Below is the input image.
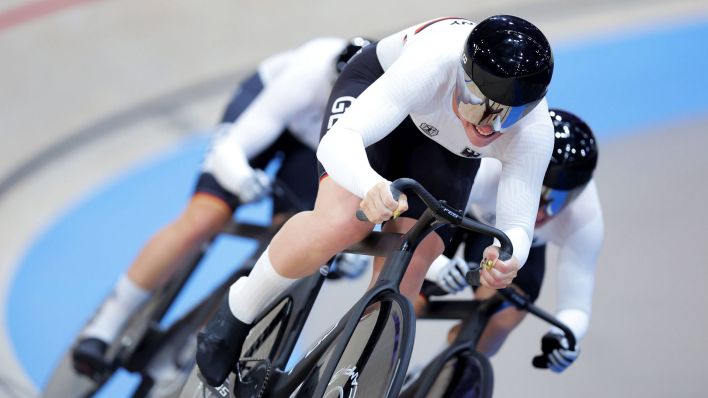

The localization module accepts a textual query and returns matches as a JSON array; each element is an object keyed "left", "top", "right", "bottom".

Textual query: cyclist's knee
[
  {"left": 178, "top": 201, "right": 231, "bottom": 242},
  {"left": 488, "top": 307, "right": 526, "bottom": 334}
]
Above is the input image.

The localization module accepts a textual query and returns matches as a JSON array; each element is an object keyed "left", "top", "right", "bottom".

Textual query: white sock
[
  {"left": 229, "top": 246, "right": 298, "bottom": 324},
  {"left": 83, "top": 275, "right": 151, "bottom": 342}
]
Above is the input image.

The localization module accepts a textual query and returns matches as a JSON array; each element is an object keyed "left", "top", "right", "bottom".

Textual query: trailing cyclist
[
  {"left": 72, "top": 37, "right": 373, "bottom": 374},
  {"left": 196, "top": 15, "right": 558, "bottom": 387},
  {"left": 423, "top": 109, "right": 603, "bottom": 373}
]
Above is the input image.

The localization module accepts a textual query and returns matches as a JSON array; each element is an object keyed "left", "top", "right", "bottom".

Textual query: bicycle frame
[
  {"left": 403, "top": 287, "right": 577, "bottom": 398},
  {"left": 403, "top": 296, "right": 503, "bottom": 398},
  {"left": 260, "top": 183, "right": 510, "bottom": 397}
]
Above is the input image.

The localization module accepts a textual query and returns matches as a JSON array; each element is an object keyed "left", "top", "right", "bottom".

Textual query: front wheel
[
  {"left": 315, "top": 293, "right": 415, "bottom": 398},
  {"left": 401, "top": 349, "right": 493, "bottom": 398}
]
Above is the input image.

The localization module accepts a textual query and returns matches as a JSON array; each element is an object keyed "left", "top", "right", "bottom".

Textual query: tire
[
  {"left": 413, "top": 350, "right": 493, "bottom": 398},
  {"left": 41, "top": 351, "right": 106, "bottom": 398},
  {"left": 313, "top": 294, "right": 413, "bottom": 398}
]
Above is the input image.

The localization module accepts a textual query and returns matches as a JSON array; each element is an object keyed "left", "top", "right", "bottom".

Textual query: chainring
[{"left": 233, "top": 358, "right": 272, "bottom": 398}]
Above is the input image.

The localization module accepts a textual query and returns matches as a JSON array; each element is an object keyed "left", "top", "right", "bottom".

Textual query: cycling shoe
[
  {"left": 72, "top": 337, "right": 110, "bottom": 378},
  {"left": 196, "top": 297, "right": 251, "bottom": 387}
]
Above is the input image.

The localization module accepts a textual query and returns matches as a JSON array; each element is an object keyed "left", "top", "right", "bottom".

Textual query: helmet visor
[
  {"left": 538, "top": 185, "right": 585, "bottom": 218},
  {"left": 457, "top": 69, "right": 541, "bottom": 131}
]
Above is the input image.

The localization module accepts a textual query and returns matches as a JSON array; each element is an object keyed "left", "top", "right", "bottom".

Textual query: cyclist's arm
[
  {"left": 465, "top": 158, "right": 502, "bottom": 222},
  {"left": 317, "top": 43, "right": 443, "bottom": 198},
  {"left": 214, "top": 40, "right": 336, "bottom": 171},
  {"left": 549, "top": 181, "right": 604, "bottom": 341},
  {"left": 493, "top": 100, "right": 554, "bottom": 266}
]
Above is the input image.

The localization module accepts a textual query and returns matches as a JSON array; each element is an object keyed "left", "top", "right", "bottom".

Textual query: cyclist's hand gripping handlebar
[
  {"left": 497, "top": 287, "right": 577, "bottom": 351},
  {"left": 355, "top": 186, "right": 404, "bottom": 222},
  {"left": 497, "top": 287, "right": 578, "bottom": 371},
  {"left": 354, "top": 178, "right": 513, "bottom": 288}
]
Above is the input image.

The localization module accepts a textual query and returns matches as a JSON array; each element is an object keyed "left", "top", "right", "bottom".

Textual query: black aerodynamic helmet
[
  {"left": 336, "top": 37, "right": 373, "bottom": 73},
  {"left": 544, "top": 109, "right": 598, "bottom": 190},
  {"left": 458, "top": 15, "right": 554, "bottom": 129},
  {"left": 538, "top": 109, "right": 598, "bottom": 218}
]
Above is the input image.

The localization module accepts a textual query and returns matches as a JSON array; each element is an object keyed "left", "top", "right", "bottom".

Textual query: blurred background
[{"left": 2, "top": 0, "right": 708, "bottom": 397}]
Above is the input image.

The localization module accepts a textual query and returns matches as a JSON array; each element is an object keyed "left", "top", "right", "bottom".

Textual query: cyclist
[
  {"left": 72, "top": 37, "right": 373, "bottom": 373},
  {"left": 424, "top": 109, "right": 603, "bottom": 373},
  {"left": 197, "top": 15, "right": 558, "bottom": 387}
]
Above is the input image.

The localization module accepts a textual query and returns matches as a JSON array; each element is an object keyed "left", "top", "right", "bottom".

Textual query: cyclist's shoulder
[
  {"left": 543, "top": 180, "right": 603, "bottom": 242},
  {"left": 259, "top": 37, "right": 344, "bottom": 85},
  {"left": 378, "top": 17, "right": 469, "bottom": 70},
  {"left": 492, "top": 99, "right": 554, "bottom": 162}
]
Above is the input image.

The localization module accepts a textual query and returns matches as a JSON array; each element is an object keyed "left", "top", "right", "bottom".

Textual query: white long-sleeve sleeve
[
  {"left": 317, "top": 38, "right": 443, "bottom": 198},
  {"left": 493, "top": 100, "right": 554, "bottom": 266},
  {"left": 203, "top": 38, "right": 342, "bottom": 194},
  {"left": 544, "top": 181, "right": 604, "bottom": 341}
]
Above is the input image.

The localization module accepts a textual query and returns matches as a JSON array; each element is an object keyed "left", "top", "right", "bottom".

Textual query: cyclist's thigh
[
  {"left": 269, "top": 177, "right": 372, "bottom": 268},
  {"left": 193, "top": 172, "right": 241, "bottom": 211},
  {"left": 183, "top": 193, "right": 234, "bottom": 231}
]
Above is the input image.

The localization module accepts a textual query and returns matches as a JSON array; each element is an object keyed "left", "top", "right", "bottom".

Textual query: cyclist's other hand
[
  {"left": 360, "top": 181, "right": 408, "bottom": 224},
  {"left": 425, "top": 255, "right": 470, "bottom": 293},
  {"left": 532, "top": 332, "right": 580, "bottom": 373},
  {"left": 479, "top": 245, "right": 519, "bottom": 289},
  {"left": 236, "top": 168, "right": 271, "bottom": 203}
]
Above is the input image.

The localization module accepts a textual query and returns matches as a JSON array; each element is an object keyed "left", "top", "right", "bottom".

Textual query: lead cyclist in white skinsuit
[
  {"left": 424, "top": 109, "right": 603, "bottom": 373},
  {"left": 195, "top": 15, "right": 559, "bottom": 387},
  {"left": 72, "top": 37, "right": 373, "bottom": 374}
]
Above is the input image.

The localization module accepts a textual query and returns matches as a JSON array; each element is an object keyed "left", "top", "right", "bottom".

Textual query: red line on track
[{"left": 0, "top": 0, "right": 98, "bottom": 32}]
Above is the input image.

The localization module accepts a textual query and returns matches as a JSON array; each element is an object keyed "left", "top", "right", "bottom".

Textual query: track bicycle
[
  {"left": 42, "top": 180, "right": 307, "bottom": 398},
  {"left": 177, "top": 177, "right": 514, "bottom": 398},
  {"left": 400, "top": 284, "right": 577, "bottom": 398}
]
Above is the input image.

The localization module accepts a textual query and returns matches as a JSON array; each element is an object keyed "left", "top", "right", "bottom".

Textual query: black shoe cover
[
  {"left": 196, "top": 296, "right": 251, "bottom": 387},
  {"left": 72, "top": 337, "right": 109, "bottom": 377}
]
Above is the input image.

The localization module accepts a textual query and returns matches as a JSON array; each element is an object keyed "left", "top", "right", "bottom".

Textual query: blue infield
[{"left": 7, "top": 19, "right": 708, "bottom": 397}]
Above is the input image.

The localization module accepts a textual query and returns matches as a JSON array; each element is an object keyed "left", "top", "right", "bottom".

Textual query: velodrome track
[{"left": 1, "top": 1, "right": 708, "bottom": 397}]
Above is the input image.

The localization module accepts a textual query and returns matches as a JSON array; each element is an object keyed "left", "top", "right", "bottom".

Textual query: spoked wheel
[
  {"left": 303, "top": 293, "right": 413, "bottom": 398},
  {"left": 403, "top": 350, "right": 493, "bottom": 398}
]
